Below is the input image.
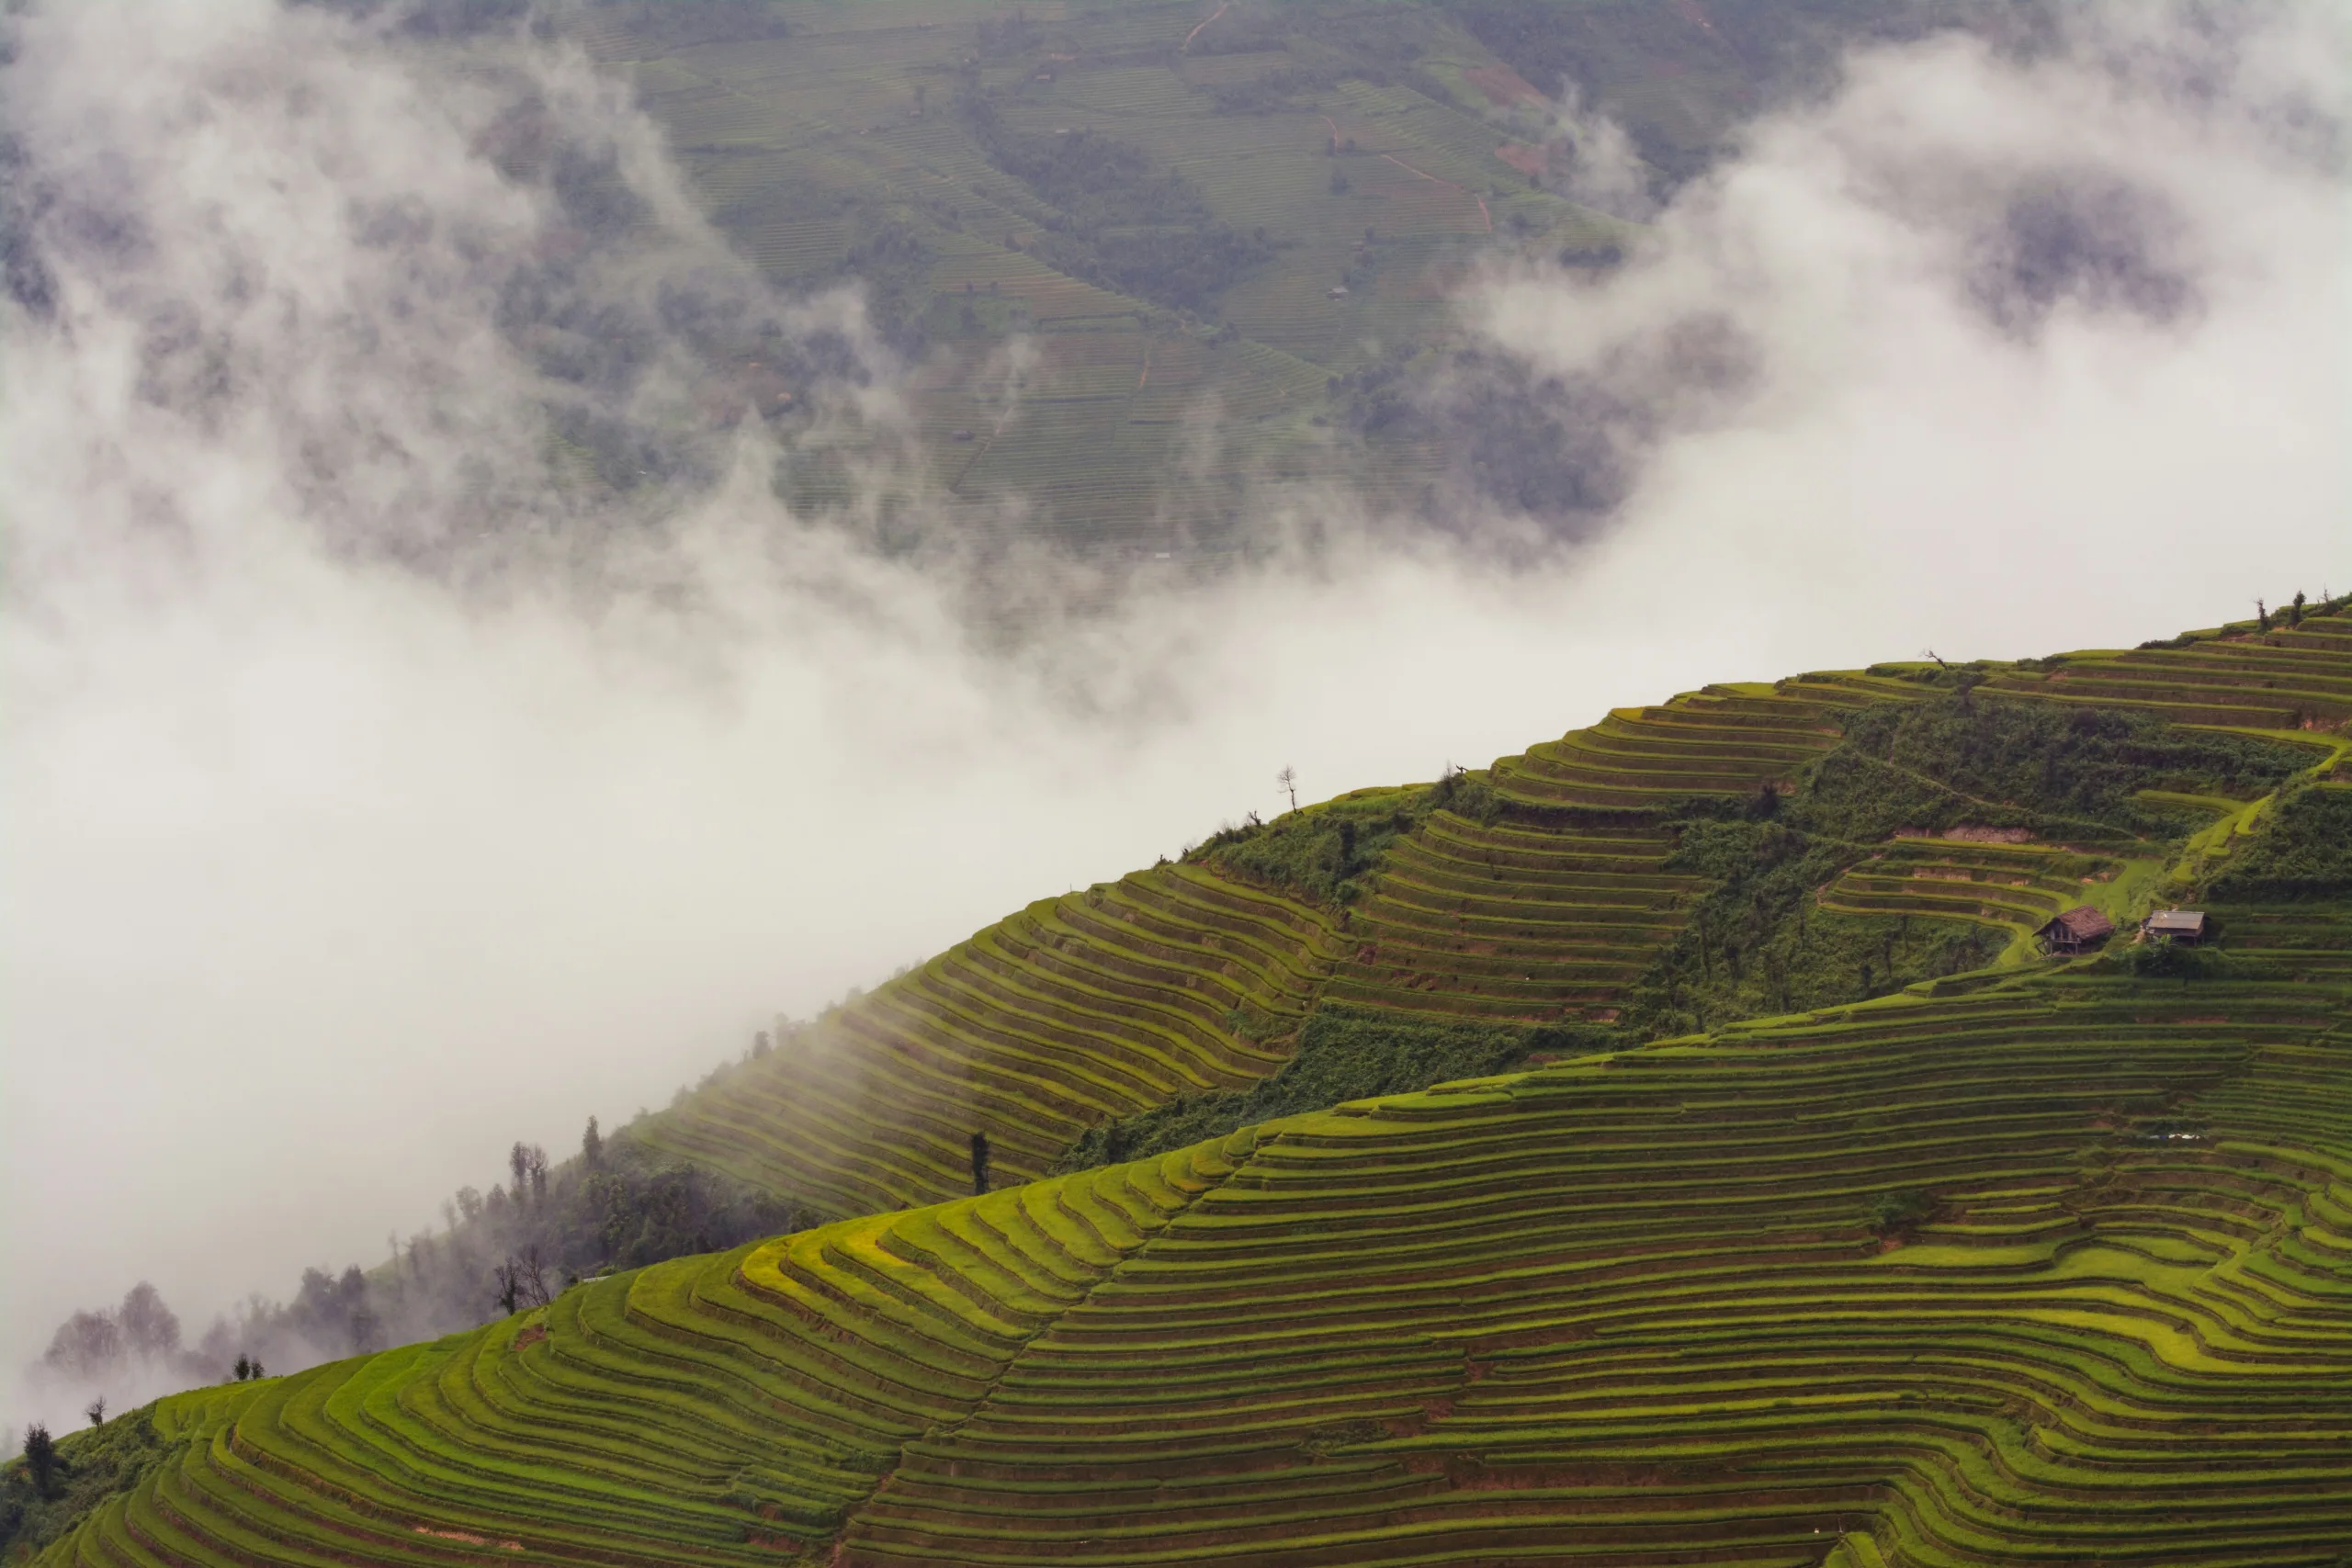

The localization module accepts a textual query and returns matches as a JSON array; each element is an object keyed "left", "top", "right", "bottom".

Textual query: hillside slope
[
  {"left": 636, "top": 605, "right": 2352, "bottom": 1215},
  {"left": 570, "top": 0, "right": 2019, "bottom": 550},
  {"left": 27, "top": 956, "right": 2352, "bottom": 1564},
  {"left": 16, "top": 601, "right": 2352, "bottom": 1565}
]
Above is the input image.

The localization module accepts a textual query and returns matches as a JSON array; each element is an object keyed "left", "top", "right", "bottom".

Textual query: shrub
[{"left": 1867, "top": 1188, "right": 1937, "bottom": 1239}]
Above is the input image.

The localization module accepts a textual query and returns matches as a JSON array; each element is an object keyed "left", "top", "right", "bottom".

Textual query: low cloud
[{"left": 3, "top": 0, "right": 2346, "bottom": 1435}]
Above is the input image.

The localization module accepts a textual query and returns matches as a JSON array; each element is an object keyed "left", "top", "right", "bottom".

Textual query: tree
[
  {"left": 2290, "top": 590, "right": 2306, "bottom": 626},
  {"left": 2256, "top": 597, "right": 2269, "bottom": 632},
  {"left": 582, "top": 1115, "right": 605, "bottom": 1169},
  {"left": 22, "top": 1423, "right": 57, "bottom": 1498},
  {"left": 43, "top": 1309, "right": 123, "bottom": 1382},
  {"left": 510, "top": 1141, "right": 531, "bottom": 1201},
  {"left": 1276, "top": 765, "right": 1298, "bottom": 812},
  {"left": 970, "top": 1132, "right": 991, "bottom": 1196},
  {"left": 84, "top": 1396, "right": 107, "bottom": 1428},
  {"left": 118, "top": 1281, "right": 181, "bottom": 1361},
  {"left": 233, "top": 1354, "right": 253, "bottom": 1382},
  {"left": 493, "top": 1247, "right": 554, "bottom": 1315}
]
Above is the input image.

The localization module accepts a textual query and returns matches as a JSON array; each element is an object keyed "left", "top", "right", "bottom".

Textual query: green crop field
[{"left": 21, "top": 602, "right": 2347, "bottom": 1567}]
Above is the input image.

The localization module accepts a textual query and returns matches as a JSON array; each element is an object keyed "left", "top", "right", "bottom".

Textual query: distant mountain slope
[
  {"left": 631, "top": 604, "right": 2352, "bottom": 1217},
  {"left": 567, "top": 0, "right": 2021, "bottom": 550}
]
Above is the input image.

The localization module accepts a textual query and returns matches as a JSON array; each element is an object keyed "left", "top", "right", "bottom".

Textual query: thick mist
[{"left": 4, "top": 0, "right": 2346, "bottom": 1436}]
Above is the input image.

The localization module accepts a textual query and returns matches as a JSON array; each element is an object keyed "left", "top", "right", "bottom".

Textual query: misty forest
[{"left": 5, "top": 0, "right": 2351, "bottom": 1565}]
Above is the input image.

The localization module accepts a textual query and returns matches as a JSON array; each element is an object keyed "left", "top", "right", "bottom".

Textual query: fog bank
[{"left": 4, "top": 0, "right": 2346, "bottom": 1435}]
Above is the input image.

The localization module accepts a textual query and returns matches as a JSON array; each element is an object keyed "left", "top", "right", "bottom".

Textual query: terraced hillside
[
  {"left": 630, "top": 607, "right": 2352, "bottom": 1222},
  {"left": 645, "top": 863, "right": 1341, "bottom": 1214},
  {"left": 35, "top": 964, "right": 2352, "bottom": 1567},
  {"left": 1817, "top": 839, "right": 2132, "bottom": 934}
]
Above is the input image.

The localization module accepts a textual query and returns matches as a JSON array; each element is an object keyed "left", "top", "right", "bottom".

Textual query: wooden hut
[
  {"left": 2143, "top": 909, "right": 2209, "bottom": 944},
  {"left": 2036, "top": 906, "right": 2115, "bottom": 955}
]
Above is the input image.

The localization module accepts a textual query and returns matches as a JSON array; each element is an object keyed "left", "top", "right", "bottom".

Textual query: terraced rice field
[
  {"left": 1983, "top": 617, "right": 2352, "bottom": 728},
  {"left": 1819, "top": 840, "right": 2123, "bottom": 934},
  {"left": 1324, "top": 676, "right": 1926, "bottom": 1024},
  {"left": 640, "top": 864, "right": 1343, "bottom": 1217},
  {"left": 55, "top": 970, "right": 2352, "bottom": 1566}
]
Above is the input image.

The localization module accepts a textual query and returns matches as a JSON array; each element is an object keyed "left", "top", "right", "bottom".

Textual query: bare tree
[
  {"left": 85, "top": 1395, "right": 107, "bottom": 1428},
  {"left": 1276, "top": 765, "right": 1298, "bottom": 811},
  {"left": 493, "top": 1247, "right": 554, "bottom": 1315},
  {"left": 43, "top": 1308, "right": 123, "bottom": 1382}
]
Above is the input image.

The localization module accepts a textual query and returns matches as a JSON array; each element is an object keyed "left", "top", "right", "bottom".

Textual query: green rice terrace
[{"left": 13, "top": 601, "right": 2352, "bottom": 1565}]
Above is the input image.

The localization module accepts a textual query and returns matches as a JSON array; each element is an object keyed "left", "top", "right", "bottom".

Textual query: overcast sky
[{"left": 2, "top": 0, "right": 2346, "bottom": 1434}]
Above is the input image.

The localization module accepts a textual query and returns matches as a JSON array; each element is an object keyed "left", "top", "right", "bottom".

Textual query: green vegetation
[
  {"left": 1820, "top": 693, "right": 2310, "bottom": 840},
  {"left": 2208, "top": 784, "right": 2352, "bottom": 901},
  {"left": 1, "top": 1406, "right": 166, "bottom": 1563}
]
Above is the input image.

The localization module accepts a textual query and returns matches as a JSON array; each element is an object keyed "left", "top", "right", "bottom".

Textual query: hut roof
[
  {"left": 2039, "top": 907, "right": 2114, "bottom": 942},
  {"left": 2145, "top": 908, "right": 2208, "bottom": 934}
]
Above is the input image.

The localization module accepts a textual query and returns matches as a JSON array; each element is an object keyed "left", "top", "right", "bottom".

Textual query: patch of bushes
[
  {"left": 1054, "top": 1005, "right": 1616, "bottom": 1171},
  {"left": 1620, "top": 817, "right": 2006, "bottom": 1039},
  {"left": 1866, "top": 1188, "right": 1938, "bottom": 1240},
  {"left": 1, "top": 1406, "right": 171, "bottom": 1564},
  {"left": 1819, "top": 695, "right": 2308, "bottom": 841},
  {"left": 2204, "top": 786, "right": 2352, "bottom": 901}
]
